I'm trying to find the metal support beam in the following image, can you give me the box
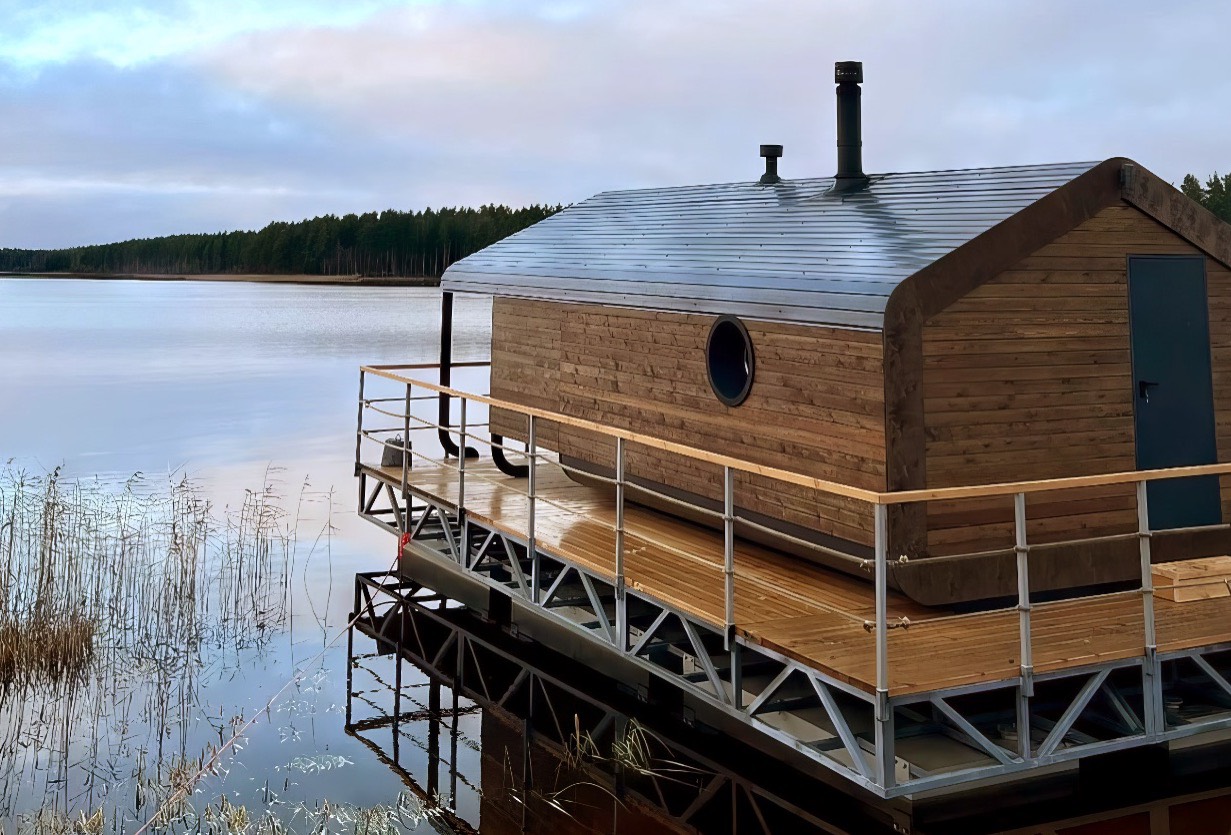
[578,571,615,645]
[811,676,873,781]
[682,617,728,705]
[355,367,366,475]
[930,696,1016,766]
[402,382,411,495]
[528,415,539,604]
[872,503,894,788]
[1037,668,1111,757]
[458,397,467,512]
[1137,481,1162,735]
[615,437,627,652]
[745,665,794,717]
[500,535,531,599]
[1013,491,1034,758]
[723,465,735,650]
[631,609,671,657]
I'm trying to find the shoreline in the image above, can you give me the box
[0,271,441,287]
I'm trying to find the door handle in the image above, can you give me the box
[1138,380,1159,402]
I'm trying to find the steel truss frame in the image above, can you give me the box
[368,479,1231,799]
[347,571,882,835]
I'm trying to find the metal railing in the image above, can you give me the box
[356,362,1231,785]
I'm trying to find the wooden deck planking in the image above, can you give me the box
[369,457,1231,697]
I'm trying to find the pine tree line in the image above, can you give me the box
[1182,172,1231,223]
[0,204,561,277]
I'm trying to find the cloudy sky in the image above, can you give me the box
[1,0,1227,248]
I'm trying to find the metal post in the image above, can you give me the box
[528,415,539,603]
[1137,480,1162,734]
[393,605,403,763]
[1013,492,1033,759]
[723,466,735,651]
[355,368,366,475]
[345,580,359,727]
[873,502,893,788]
[402,382,411,496]
[451,631,463,807]
[458,398,467,513]
[615,437,627,650]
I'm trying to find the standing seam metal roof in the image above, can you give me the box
[441,161,1100,330]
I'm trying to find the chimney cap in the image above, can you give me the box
[760,144,783,159]
[835,61,863,84]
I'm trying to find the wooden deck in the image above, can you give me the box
[368,457,1231,698]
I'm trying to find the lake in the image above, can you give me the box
[5,277,1231,835]
[0,278,492,833]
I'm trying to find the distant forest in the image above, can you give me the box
[0,204,561,277]
[1182,171,1231,223]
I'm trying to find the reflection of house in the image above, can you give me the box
[442,62,1231,605]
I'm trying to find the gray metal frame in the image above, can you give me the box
[347,572,881,835]
[355,368,1231,799]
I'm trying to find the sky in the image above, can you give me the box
[0,0,1228,249]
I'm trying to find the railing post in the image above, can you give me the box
[615,437,627,651]
[402,382,411,497]
[723,466,735,651]
[355,368,366,477]
[873,502,894,789]
[528,415,539,604]
[458,397,467,513]
[1137,480,1162,735]
[1014,491,1033,759]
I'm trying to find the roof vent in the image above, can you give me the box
[833,60,868,192]
[759,144,783,185]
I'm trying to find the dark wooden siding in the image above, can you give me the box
[490,299,886,546]
[921,203,1231,556]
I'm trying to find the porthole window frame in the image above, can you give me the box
[706,314,755,407]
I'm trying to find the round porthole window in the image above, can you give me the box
[706,315,754,406]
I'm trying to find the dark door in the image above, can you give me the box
[1128,255,1220,530]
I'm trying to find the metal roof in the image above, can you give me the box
[442,161,1101,330]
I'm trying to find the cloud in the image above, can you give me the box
[198,0,1231,188]
[0,0,414,67]
[1,0,1229,248]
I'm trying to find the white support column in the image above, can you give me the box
[1013,491,1033,759]
[614,437,627,651]
[1137,480,1162,735]
[528,415,539,604]
[723,466,735,650]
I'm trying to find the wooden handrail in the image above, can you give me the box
[361,365,884,503]
[362,365,1231,508]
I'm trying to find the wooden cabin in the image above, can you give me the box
[440,63,1231,606]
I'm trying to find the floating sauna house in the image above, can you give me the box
[440,62,1231,606]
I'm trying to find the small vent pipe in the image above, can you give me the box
[759,144,783,185]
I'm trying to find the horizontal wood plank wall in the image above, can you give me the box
[489,298,886,546]
[489,297,560,448]
[921,203,1229,555]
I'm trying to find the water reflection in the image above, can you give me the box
[346,572,1231,835]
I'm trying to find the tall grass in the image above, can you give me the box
[0,464,300,829]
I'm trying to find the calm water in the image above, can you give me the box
[0,278,491,832]
[4,278,1231,835]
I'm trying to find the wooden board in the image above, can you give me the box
[364,456,1231,697]
[1153,556,1231,602]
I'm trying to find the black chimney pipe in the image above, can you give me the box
[834,61,868,191]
